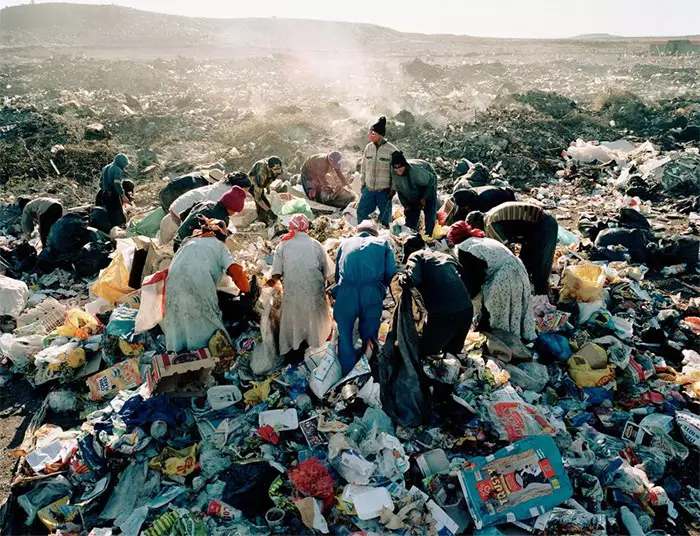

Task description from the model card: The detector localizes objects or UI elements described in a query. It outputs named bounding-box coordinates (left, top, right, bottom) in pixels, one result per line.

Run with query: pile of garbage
left=2, top=131, right=700, bottom=535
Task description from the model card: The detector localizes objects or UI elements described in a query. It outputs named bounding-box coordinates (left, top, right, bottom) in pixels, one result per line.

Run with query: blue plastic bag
left=105, top=306, right=139, bottom=342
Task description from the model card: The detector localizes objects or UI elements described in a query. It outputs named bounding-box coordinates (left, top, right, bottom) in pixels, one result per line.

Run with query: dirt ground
left=0, top=375, right=43, bottom=505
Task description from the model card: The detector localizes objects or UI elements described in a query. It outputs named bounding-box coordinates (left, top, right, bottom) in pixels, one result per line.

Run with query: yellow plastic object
left=568, top=343, right=616, bottom=389
left=149, top=444, right=198, bottom=477
left=243, top=376, right=274, bottom=405
left=91, top=252, right=135, bottom=304
left=559, top=263, right=606, bottom=303
left=55, top=309, right=102, bottom=340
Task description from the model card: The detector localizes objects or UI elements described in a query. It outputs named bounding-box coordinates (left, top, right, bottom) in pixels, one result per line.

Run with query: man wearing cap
left=300, top=151, right=356, bottom=209
left=174, top=187, right=247, bottom=252
left=358, top=116, right=398, bottom=226
left=100, top=153, right=130, bottom=228
left=158, top=171, right=251, bottom=244
left=332, top=220, right=397, bottom=374
left=400, top=235, right=473, bottom=358
left=390, top=151, right=438, bottom=237
left=248, top=156, right=283, bottom=225
left=158, top=168, right=225, bottom=213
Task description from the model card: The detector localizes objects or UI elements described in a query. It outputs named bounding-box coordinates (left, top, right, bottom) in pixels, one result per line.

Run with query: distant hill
left=0, top=2, right=439, bottom=54
left=572, top=33, right=621, bottom=40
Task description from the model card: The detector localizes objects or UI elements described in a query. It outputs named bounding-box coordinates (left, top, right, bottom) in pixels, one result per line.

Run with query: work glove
left=398, top=273, right=412, bottom=290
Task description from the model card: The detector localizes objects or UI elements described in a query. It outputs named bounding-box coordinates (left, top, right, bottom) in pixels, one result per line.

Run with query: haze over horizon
left=0, top=0, right=698, bottom=39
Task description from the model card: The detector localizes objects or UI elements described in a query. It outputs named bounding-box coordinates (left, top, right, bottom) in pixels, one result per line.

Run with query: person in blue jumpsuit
left=333, top=220, right=397, bottom=374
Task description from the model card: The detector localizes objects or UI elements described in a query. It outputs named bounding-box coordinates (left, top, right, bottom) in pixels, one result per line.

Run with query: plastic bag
left=0, top=274, right=29, bottom=317
left=288, top=458, right=335, bottom=511
left=56, top=309, right=103, bottom=339
left=559, top=263, right=605, bottom=303
left=379, top=289, right=432, bottom=427
left=18, top=475, right=73, bottom=525
left=134, top=268, right=168, bottom=333
left=503, top=362, right=549, bottom=392
left=127, top=206, right=166, bottom=238
left=305, top=337, right=342, bottom=399
left=336, top=451, right=376, bottom=485
left=534, top=333, right=572, bottom=364
left=280, top=198, right=314, bottom=219
left=568, top=343, right=616, bottom=389
left=250, top=286, right=283, bottom=375
left=484, top=329, right=532, bottom=362
left=486, top=400, right=558, bottom=442
left=91, top=251, right=135, bottom=304
left=458, top=435, right=573, bottom=529
left=75, top=229, right=114, bottom=278
left=106, top=306, right=139, bottom=342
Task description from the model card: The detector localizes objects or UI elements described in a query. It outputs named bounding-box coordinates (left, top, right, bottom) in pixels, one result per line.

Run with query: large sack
left=0, top=274, right=28, bottom=317
left=379, top=289, right=431, bottom=427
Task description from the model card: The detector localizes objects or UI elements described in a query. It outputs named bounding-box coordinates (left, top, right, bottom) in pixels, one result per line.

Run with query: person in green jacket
left=99, top=153, right=130, bottom=228
left=17, top=197, right=64, bottom=248
left=248, top=156, right=283, bottom=225
left=390, top=151, right=438, bottom=236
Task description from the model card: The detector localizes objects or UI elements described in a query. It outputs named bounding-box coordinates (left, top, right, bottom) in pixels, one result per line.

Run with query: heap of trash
left=1, top=136, right=700, bottom=536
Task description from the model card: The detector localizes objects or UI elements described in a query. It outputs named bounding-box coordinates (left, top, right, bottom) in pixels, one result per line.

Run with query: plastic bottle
left=662, top=264, right=686, bottom=276
left=621, top=506, right=644, bottom=536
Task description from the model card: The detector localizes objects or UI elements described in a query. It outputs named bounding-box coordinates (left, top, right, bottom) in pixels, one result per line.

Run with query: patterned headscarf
left=281, top=214, right=309, bottom=241
left=447, top=220, right=485, bottom=246
left=193, top=216, right=229, bottom=241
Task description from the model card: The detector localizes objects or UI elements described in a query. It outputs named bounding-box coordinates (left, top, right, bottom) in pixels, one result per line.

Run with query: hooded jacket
left=101, top=153, right=130, bottom=197
left=360, top=138, right=398, bottom=192
left=390, top=159, right=437, bottom=207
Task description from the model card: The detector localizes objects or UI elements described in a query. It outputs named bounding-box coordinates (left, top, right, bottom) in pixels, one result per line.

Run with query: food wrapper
left=86, top=358, right=142, bottom=400
left=149, top=444, right=198, bottom=477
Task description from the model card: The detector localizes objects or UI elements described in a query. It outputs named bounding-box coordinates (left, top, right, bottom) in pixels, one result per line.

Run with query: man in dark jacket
left=451, top=185, right=515, bottom=224
left=174, top=187, right=247, bottom=252
left=400, top=235, right=473, bottom=358
left=390, top=151, right=438, bottom=236
left=158, top=169, right=224, bottom=212
left=99, top=153, right=130, bottom=228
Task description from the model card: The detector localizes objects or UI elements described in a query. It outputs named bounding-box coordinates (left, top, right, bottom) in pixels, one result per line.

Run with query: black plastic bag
left=594, top=228, right=648, bottom=263
left=221, top=463, right=279, bottom=518
left=379, top=289, right=432, bottom=427
left=46, top=213, right=90, bottom=256
left=74, top=229, right=114, bottom=277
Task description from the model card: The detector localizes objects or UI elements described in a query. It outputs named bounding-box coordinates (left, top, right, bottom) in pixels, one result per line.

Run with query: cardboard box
left=86, top=357, right=141, bottom=400
left=147, top=348, right=216, bottom=396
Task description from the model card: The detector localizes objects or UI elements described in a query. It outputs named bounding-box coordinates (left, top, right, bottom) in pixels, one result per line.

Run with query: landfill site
left=2, top=2, right=700, bottom=535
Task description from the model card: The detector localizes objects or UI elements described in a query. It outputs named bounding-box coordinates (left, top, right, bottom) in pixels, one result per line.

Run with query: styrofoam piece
left=258, top=409, right=299, bottom=431
left=353, top=487, right=394, bottom=520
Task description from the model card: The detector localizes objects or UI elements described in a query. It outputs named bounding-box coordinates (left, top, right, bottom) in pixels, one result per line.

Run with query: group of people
left=14, top=115, right=559, bottom=386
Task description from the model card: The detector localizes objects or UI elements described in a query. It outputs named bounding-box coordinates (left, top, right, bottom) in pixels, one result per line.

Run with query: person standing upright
left=100, top=153, right=130, bottom=228
left=357, top=117, right=398, bottom=226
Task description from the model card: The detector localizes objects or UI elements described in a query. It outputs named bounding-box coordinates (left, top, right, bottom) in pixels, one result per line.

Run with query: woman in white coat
left=268, top=214, right=333, bottom=362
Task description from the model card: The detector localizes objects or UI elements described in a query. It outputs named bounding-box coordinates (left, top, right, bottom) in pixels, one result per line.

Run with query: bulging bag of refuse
left=0, top=274, right=28, bottom=317
left=559, top=263, right=606, bottom=303
left=379, top=289, right=431, bottom=427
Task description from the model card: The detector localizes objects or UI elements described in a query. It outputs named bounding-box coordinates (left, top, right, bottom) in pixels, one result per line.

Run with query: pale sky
left=0, top=0, right=698, bottom=38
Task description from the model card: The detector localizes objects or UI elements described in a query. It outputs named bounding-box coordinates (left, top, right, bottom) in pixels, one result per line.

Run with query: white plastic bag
left=305, top=335, right=342, bottom=399
left=0, top=274, right=29, bottom=317
left=134, top=269, right=167, bottom=333
left=250, top=286, right=283, bottom=375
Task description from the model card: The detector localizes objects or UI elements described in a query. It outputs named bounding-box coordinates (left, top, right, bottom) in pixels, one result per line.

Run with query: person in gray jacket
left=18, top=197, right=63, bottom=247
left=390, top=151, right=438, bottom=236
left=357, top=116, right=398, bottom=226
